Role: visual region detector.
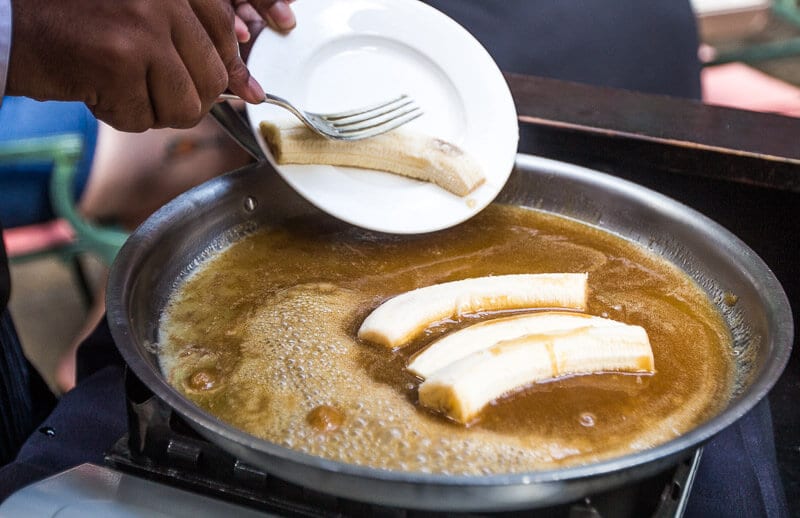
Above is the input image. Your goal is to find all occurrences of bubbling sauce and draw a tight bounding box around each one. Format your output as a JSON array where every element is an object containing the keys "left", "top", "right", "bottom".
[{"left": 158, "top": 205, "right": 734, "bottom": 474}]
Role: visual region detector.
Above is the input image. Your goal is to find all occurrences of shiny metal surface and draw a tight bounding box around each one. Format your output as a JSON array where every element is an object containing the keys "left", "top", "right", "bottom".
[
  {"left": 209, "top": 102, "right": 266, "bottom": 161},
  {"left": 106, "top": 154, "right": 793, "bottom": 511},
  {"left": 0, "top": 464, "right": 274, "bottom": 518}
]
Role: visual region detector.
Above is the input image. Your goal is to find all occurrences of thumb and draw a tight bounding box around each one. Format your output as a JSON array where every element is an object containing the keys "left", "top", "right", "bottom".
[{"left": 226, "top": 55, "right": 265, "bottom": 104}]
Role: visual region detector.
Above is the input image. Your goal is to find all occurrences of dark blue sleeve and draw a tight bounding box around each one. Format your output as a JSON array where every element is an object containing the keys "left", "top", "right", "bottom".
[
  {"left": 0, "top": 318, "right": 126, "bottom": 502},
  {"left": 687, "top": 399, "right": 789, "bottom": 518},
  {"left": 423, "top": 0, "right": 702, "bottom": 99}
]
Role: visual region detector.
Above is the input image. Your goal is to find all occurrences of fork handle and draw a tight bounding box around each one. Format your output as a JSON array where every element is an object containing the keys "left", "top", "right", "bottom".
[
  {"left": 216, "top": 92, "right": 289, "bottom": 106},
  {"left": 217, "top": 93, "right": 246, "bottom": 102},
  {"left": 215, "top": 92, "right": 329, "bottom": 140},
  {"left": 217, "top": 92, "right": 300, "bottom": 115}
]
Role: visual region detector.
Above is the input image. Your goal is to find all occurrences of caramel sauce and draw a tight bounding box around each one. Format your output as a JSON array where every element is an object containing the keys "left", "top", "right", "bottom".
[
  {"left": 307, "top": 405, "right": 346, "bottom": 433},
  {"left": 187, "top": 369, "right": 219, "bottom": 392},
  {"left": 158, "top": 205, "right": 734, "bottom": 474}
]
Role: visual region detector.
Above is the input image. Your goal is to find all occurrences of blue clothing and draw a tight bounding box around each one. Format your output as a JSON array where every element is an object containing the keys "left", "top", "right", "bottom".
[
  {"left": 423, "top": 0, "right": 702, "bottom": 98},
  {"left": 0, "top": 97, "right": 98, "bottom": 228},
  {"left": 0, "top": 310, "right": 55, "bottom": 466}
]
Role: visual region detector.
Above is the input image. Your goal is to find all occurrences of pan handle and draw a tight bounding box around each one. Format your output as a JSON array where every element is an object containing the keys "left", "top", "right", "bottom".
[{"left": 210, "top": 101, "right": 266, "bottom": 162}]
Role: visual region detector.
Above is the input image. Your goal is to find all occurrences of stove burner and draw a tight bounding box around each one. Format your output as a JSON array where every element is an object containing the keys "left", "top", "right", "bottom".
[{"left": 105, "top": 369, "right": 699, "bottom": 517}]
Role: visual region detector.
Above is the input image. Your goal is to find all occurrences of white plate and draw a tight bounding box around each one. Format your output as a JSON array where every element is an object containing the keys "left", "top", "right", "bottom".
[{"left": 246, "top": 0, "right": 518, "bottom": 234}]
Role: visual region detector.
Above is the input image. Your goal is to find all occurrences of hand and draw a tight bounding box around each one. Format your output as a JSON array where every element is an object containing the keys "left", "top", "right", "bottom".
[
  {"left": 6, "top": 0, "right": 295, "bottom": 131},
  {"left": 232, "top": 1, "right": 296, "bottom": 67},
  {"left": 234, "top": 0, "right": 296, "bottom": 43}
]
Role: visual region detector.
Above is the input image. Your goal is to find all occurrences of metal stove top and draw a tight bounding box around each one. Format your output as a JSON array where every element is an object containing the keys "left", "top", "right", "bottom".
[{"left": 42, "top": 370, "right": 698, "bottom": 518}]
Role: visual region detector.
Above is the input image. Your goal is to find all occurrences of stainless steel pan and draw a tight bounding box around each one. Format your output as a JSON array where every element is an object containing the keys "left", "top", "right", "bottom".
[{"left": 106, "top": 155, "right": 793, "bottom": 511}]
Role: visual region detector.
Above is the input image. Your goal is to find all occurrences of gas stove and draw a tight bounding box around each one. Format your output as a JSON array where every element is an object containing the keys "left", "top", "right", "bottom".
[
  {"left": 101, "top": 371, "right": 701, "bottom": 517},
  {"left": 0, "top": 368, "right": 701, "bottom": 517}
]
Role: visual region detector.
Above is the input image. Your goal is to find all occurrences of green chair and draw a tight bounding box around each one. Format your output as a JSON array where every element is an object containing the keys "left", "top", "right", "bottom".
[
  {"left": 0, "top": 134, "right": 128, "bottom": 302},
  {"left": 708, "top": 0, "right": 800, "bottom": 65}
]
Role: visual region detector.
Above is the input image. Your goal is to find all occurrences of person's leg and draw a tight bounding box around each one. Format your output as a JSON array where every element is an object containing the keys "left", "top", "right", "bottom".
[{"left": 52, "top": 270, "right": 107, "bottom": 392}]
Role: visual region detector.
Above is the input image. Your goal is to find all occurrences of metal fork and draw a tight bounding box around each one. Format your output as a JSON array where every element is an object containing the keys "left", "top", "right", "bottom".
[{"left": 217, "top": 92, "right": 423, "bottom": 141}]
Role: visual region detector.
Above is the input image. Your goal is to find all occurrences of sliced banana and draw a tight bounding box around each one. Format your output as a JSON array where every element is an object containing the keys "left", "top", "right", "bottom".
[
  {"left": 260, "top": 121, "right": 485, "bottom": 196},
  {"left": 358, "top": 273, "right": 589, "bottom": 349},
  {"left": 418, "top": 325, "right": 655, "bottom": 424},
  {"left": 408, "top": 311, "right": 626, "bottom": 378}
]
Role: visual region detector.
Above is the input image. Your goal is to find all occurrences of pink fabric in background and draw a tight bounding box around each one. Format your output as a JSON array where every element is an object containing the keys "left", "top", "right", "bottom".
[
  {"left": 2, "top": 220, "right": 75, "bottom": 258},
  {"left": 702, "top": 62, "right": 800, "bottom": 117}
]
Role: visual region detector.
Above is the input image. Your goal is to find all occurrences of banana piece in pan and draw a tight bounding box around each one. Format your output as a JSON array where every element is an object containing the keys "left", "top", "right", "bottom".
[
  {"left": 408, "top": 311, "right": 627, "bottom": 379},
  {"left": 418, "top": 324, "right": 655, "bottom": 424},
  {"left": 260, "top": 121, "right": 485, "bottom": 196},
  {"left": 358, "top": 273, "right": 589, "bottom": 349}
]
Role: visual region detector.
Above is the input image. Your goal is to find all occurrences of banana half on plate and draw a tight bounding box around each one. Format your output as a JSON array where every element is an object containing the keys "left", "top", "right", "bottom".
[{"left": 245, "top": 0, "right": 519, "bottom": 234}]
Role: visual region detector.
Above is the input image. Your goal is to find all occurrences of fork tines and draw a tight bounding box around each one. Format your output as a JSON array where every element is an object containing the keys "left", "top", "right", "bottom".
[{"left": 315, "top": 94, "right": 423, "bottom": 137}]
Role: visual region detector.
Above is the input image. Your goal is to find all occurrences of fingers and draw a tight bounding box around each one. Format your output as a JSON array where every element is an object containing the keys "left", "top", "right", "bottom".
[
  {"left": 42, "top": 0, "right": 294, "bottom": 130},
  {"left": 116, "top": 0, "right": 291, "bottom": 129},
  {"left": 235, "top": 15, "right": 251, "bottom": 42},
  {"left": 89, "top": 82, "right": 157, "bottom": 133},
  {"left": 246, "top": 0, "right": 296, "bottom": 32},
  {"left": 172, "top": 3, "right": 230, "bottom": 120},
  {"left": 227, "top": 59, "right": 267, "bottom": 105},
  {"left": 191, "top": 0, "right": 265, "bottom": 104},
  {"left": 265, "top": 0, "right": 297, "bottom": 32},
  {"left": 148, "top": 46, "right": 207, "bottom": 129},
  {"left": 233, "top": 0, "right": 298, "bottom": 84},
  {"left": 95, "top": 0, "right": 227, "bottom": 130},
  {"left": 234, "top": 2, "right": 267, "bottom": 60}
]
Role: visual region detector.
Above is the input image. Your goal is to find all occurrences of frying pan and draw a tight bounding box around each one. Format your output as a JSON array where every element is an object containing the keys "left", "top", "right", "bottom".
[{"left": 106, "top": 155, "right": 792, "bottom": 511}]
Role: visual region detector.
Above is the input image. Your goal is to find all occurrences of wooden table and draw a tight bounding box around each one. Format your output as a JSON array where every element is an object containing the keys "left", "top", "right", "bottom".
[{"left": 505, "top": 73, "right": 800, "bottom": 192}]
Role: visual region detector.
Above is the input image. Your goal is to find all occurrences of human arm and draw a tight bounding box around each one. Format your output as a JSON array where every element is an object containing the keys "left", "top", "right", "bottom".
[{"left": 5, "top": 0, "right": 294, "bottom": 132}]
